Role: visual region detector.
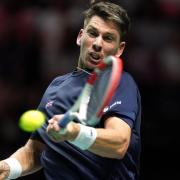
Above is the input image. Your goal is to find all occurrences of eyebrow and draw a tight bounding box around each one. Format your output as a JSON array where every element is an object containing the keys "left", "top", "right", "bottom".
[
  {"left": 87, "top": 25, "right": 117, "bottom": 37},
  {"left": 87, "top": 25, "right": 97, "bottom": 31}
]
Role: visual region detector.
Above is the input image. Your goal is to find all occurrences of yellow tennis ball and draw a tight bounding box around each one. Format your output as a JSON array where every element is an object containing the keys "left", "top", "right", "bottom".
[{"left": 19, "top": 110, "right": 46, "bottom": 132}]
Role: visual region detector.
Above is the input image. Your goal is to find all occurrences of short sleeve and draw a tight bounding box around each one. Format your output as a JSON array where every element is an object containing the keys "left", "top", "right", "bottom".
[{"left": 102, "top": 72, "right": 140, "bottom": 128}]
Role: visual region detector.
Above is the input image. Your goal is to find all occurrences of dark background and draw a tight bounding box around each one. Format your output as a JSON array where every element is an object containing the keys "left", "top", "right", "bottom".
[{"left": 0, "top": 0, "right": 180, "bottom": 179}]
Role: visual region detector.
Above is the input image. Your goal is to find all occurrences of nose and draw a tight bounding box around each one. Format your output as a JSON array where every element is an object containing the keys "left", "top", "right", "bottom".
[{"left": 92, "top": 36, "right": 102, "bottom": 52}]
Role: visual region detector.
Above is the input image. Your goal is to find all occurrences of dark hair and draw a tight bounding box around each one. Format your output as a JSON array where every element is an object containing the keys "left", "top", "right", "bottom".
[{"left": 83, "top": 1, "right": 131, "bottom": 40}]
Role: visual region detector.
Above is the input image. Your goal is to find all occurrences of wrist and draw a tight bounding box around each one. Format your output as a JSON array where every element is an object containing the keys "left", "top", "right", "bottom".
[
  {"left": 4, "top": 158, "right": 22, "bottom": 179},
  {"left": 68, "top": 124, "right": 97, "bottom": 150},
  {"left": 66, "top": 122, "right": 80, "bottom": 141}
]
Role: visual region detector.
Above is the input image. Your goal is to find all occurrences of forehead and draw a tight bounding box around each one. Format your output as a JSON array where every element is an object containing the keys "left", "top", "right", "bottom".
[{"left": 85, "top": 16, "right": 120, "bottom": 36}]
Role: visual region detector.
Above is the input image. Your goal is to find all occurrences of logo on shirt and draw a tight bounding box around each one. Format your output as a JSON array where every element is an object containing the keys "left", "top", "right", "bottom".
[
  {"left": 103, "top": 101, "right": 122, "bottom": 112},
  {"left": 45, "top": 100, "right": 54, "bottom": 108}
]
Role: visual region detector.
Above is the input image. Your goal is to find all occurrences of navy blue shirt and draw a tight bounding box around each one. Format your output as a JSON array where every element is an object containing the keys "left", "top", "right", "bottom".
[{"left": 31, "top": 69, "right": 141, "bottom": 180}]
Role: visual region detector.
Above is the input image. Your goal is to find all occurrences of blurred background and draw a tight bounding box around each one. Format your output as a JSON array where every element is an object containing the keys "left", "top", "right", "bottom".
[{"left": 0, "top": 0, "right": 179, "bottom": 179}]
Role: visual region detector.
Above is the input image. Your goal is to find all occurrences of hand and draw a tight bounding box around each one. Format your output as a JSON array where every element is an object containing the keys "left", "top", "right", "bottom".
[
  {"left": 0, "top": 161, "right": 10, "bottom": 180},
  {"left": 46, "top": 115, "right": 80, "bottom": 142}
]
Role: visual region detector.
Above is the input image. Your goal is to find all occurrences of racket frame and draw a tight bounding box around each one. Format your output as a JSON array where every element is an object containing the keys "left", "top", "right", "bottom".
[{"left": 59, "top": 55, "right": 123, "bottom": 128}]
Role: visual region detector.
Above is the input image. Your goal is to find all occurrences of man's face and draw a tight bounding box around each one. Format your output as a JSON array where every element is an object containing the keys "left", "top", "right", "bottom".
[{"left": 77, "top": 15, "right": 125, "bottom": 70}]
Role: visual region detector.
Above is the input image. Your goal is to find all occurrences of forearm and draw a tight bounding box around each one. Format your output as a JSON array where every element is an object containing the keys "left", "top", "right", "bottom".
[
  {"left": 47, "top": 121, "right": 124, "bottom": 158},
  {"left": 4, "top": 139, "right": 44, "bottom": 177},
  {"left": 47, "top": 115, "right": 131, "bottom": 159},
  {"left": 70, "top": 120, "right": 131, "bottom": 159},
  {"left": 10, "top": 144, "right": 42, "bottom": 176},
  {"left": 89, "top": 128, "right": 129, "bottom": 159}
]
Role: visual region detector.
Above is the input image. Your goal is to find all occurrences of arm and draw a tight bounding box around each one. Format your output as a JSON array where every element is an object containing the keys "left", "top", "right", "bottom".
[
  {"left": 47, "top": 115, "right": 131, "bottom": 159},
  {"left": 89, "top": 116, "right": 131, "bottom": 159},
  {"left": 0, "top": 139, "right": 45, "bottom": 179}
]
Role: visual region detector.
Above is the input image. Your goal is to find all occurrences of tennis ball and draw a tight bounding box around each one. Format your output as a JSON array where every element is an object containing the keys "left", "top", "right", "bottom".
[{"left": 19, "top": 110, "right": 46, "bottom": 132}]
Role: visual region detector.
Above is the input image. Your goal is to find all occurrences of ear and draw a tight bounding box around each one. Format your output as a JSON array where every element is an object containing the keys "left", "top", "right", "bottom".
[
  {"left": 115, "top": 42, "right": 126, "bottom": 58},
  {"left": 76, "top": 29, "right": 84, "bottom": 46}
]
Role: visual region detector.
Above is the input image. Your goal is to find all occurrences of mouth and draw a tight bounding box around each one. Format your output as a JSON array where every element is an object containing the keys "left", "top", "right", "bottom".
[{"left": 89, "top": 52, "right": 102, "bottom": 65}]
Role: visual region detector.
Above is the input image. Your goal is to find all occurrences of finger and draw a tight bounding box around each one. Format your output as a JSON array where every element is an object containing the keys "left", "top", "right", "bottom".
[
  {"left": 53, "top": 121, "right": 60, "bottom": 131},
  {"left": 52, "top": 115, "right": 64, "bottom": 122},
  {"left": 0, "top": 171, "right": 9, "bottom": 180},
  {"left": 0, "top": 174, "right": 6, "bottom": 180},
  {"left": 47, "top": 121, "right": 60, "bottom": 132},
  {"left": 46, "top": 124, "right": 54, "bottom": 133},
  {"left": 48, "top": 119, "right": 55, "bottom": 124}
]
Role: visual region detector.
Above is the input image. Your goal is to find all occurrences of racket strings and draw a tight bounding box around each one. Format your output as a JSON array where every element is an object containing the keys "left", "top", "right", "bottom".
[{"left": 86, "top": 68, "right": 112, "bottom": 123}]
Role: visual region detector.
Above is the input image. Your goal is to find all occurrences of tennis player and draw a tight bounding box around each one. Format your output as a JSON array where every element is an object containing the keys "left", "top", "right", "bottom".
[{"left": 0, "top": 1, "right": 141, "bottom": 180}]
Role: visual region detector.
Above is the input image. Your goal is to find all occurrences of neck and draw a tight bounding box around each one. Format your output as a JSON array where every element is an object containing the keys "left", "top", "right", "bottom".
[
  {"left": 76, "top": 67, "right": 92, "bottom": 75},
  {"left": 78, "top": 58, "right": 93, "bottom": 74}
]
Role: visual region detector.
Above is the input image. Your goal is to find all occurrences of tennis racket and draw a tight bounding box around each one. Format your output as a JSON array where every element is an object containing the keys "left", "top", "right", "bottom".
[{"left": 58, "top": 55, "right": 123, "bottom": 129}]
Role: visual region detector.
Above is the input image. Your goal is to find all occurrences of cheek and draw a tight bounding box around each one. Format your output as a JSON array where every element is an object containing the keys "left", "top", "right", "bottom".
[
  {"left": 103, "top": 44, "right": 118, "bottom": 55},
  {"left": 82, "top": 35, "right": 94, "bottom": 48},
  {"left": 80, "top": 37, "right": 91, "bottom": 58},
  {"left": 80, "top": 39, "right": 92, "bottom": 59},
  {"left": 86, "top": 41, "right": 92, "bottom": 48}
]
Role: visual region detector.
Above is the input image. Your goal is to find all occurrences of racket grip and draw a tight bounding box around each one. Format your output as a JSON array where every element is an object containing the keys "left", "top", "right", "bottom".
[{"left": 58, "top": 112, "right": 71, "bottom": 128}]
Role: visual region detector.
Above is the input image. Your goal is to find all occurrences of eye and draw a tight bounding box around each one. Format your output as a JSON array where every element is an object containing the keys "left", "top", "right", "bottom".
[
  {"left": 87, "top": 29, "right": 98, "bottom": 37},
  {"left": 104, "top": 35, "right": 114, "bottom": 42}
]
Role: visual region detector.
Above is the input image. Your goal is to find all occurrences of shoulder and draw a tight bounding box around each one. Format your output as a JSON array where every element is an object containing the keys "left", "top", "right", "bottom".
[
  {"left": 122, "top": 71, "right": 138, "bottom": 87},
  {"left": 119, "top": 71, "right": 139, "bottom": 94},
  {"left": 49, "top": 72, "right": 72, "bottom": 87}
]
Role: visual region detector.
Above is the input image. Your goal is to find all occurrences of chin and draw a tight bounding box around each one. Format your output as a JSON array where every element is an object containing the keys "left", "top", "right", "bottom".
[{"left": 86, "top": 63, "right": 97, "bottom": 70}]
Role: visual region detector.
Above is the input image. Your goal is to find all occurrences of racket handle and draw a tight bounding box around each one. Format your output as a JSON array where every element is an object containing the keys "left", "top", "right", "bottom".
[{"left": 58, "top": 112, "right": 71, "bottom": 128}]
